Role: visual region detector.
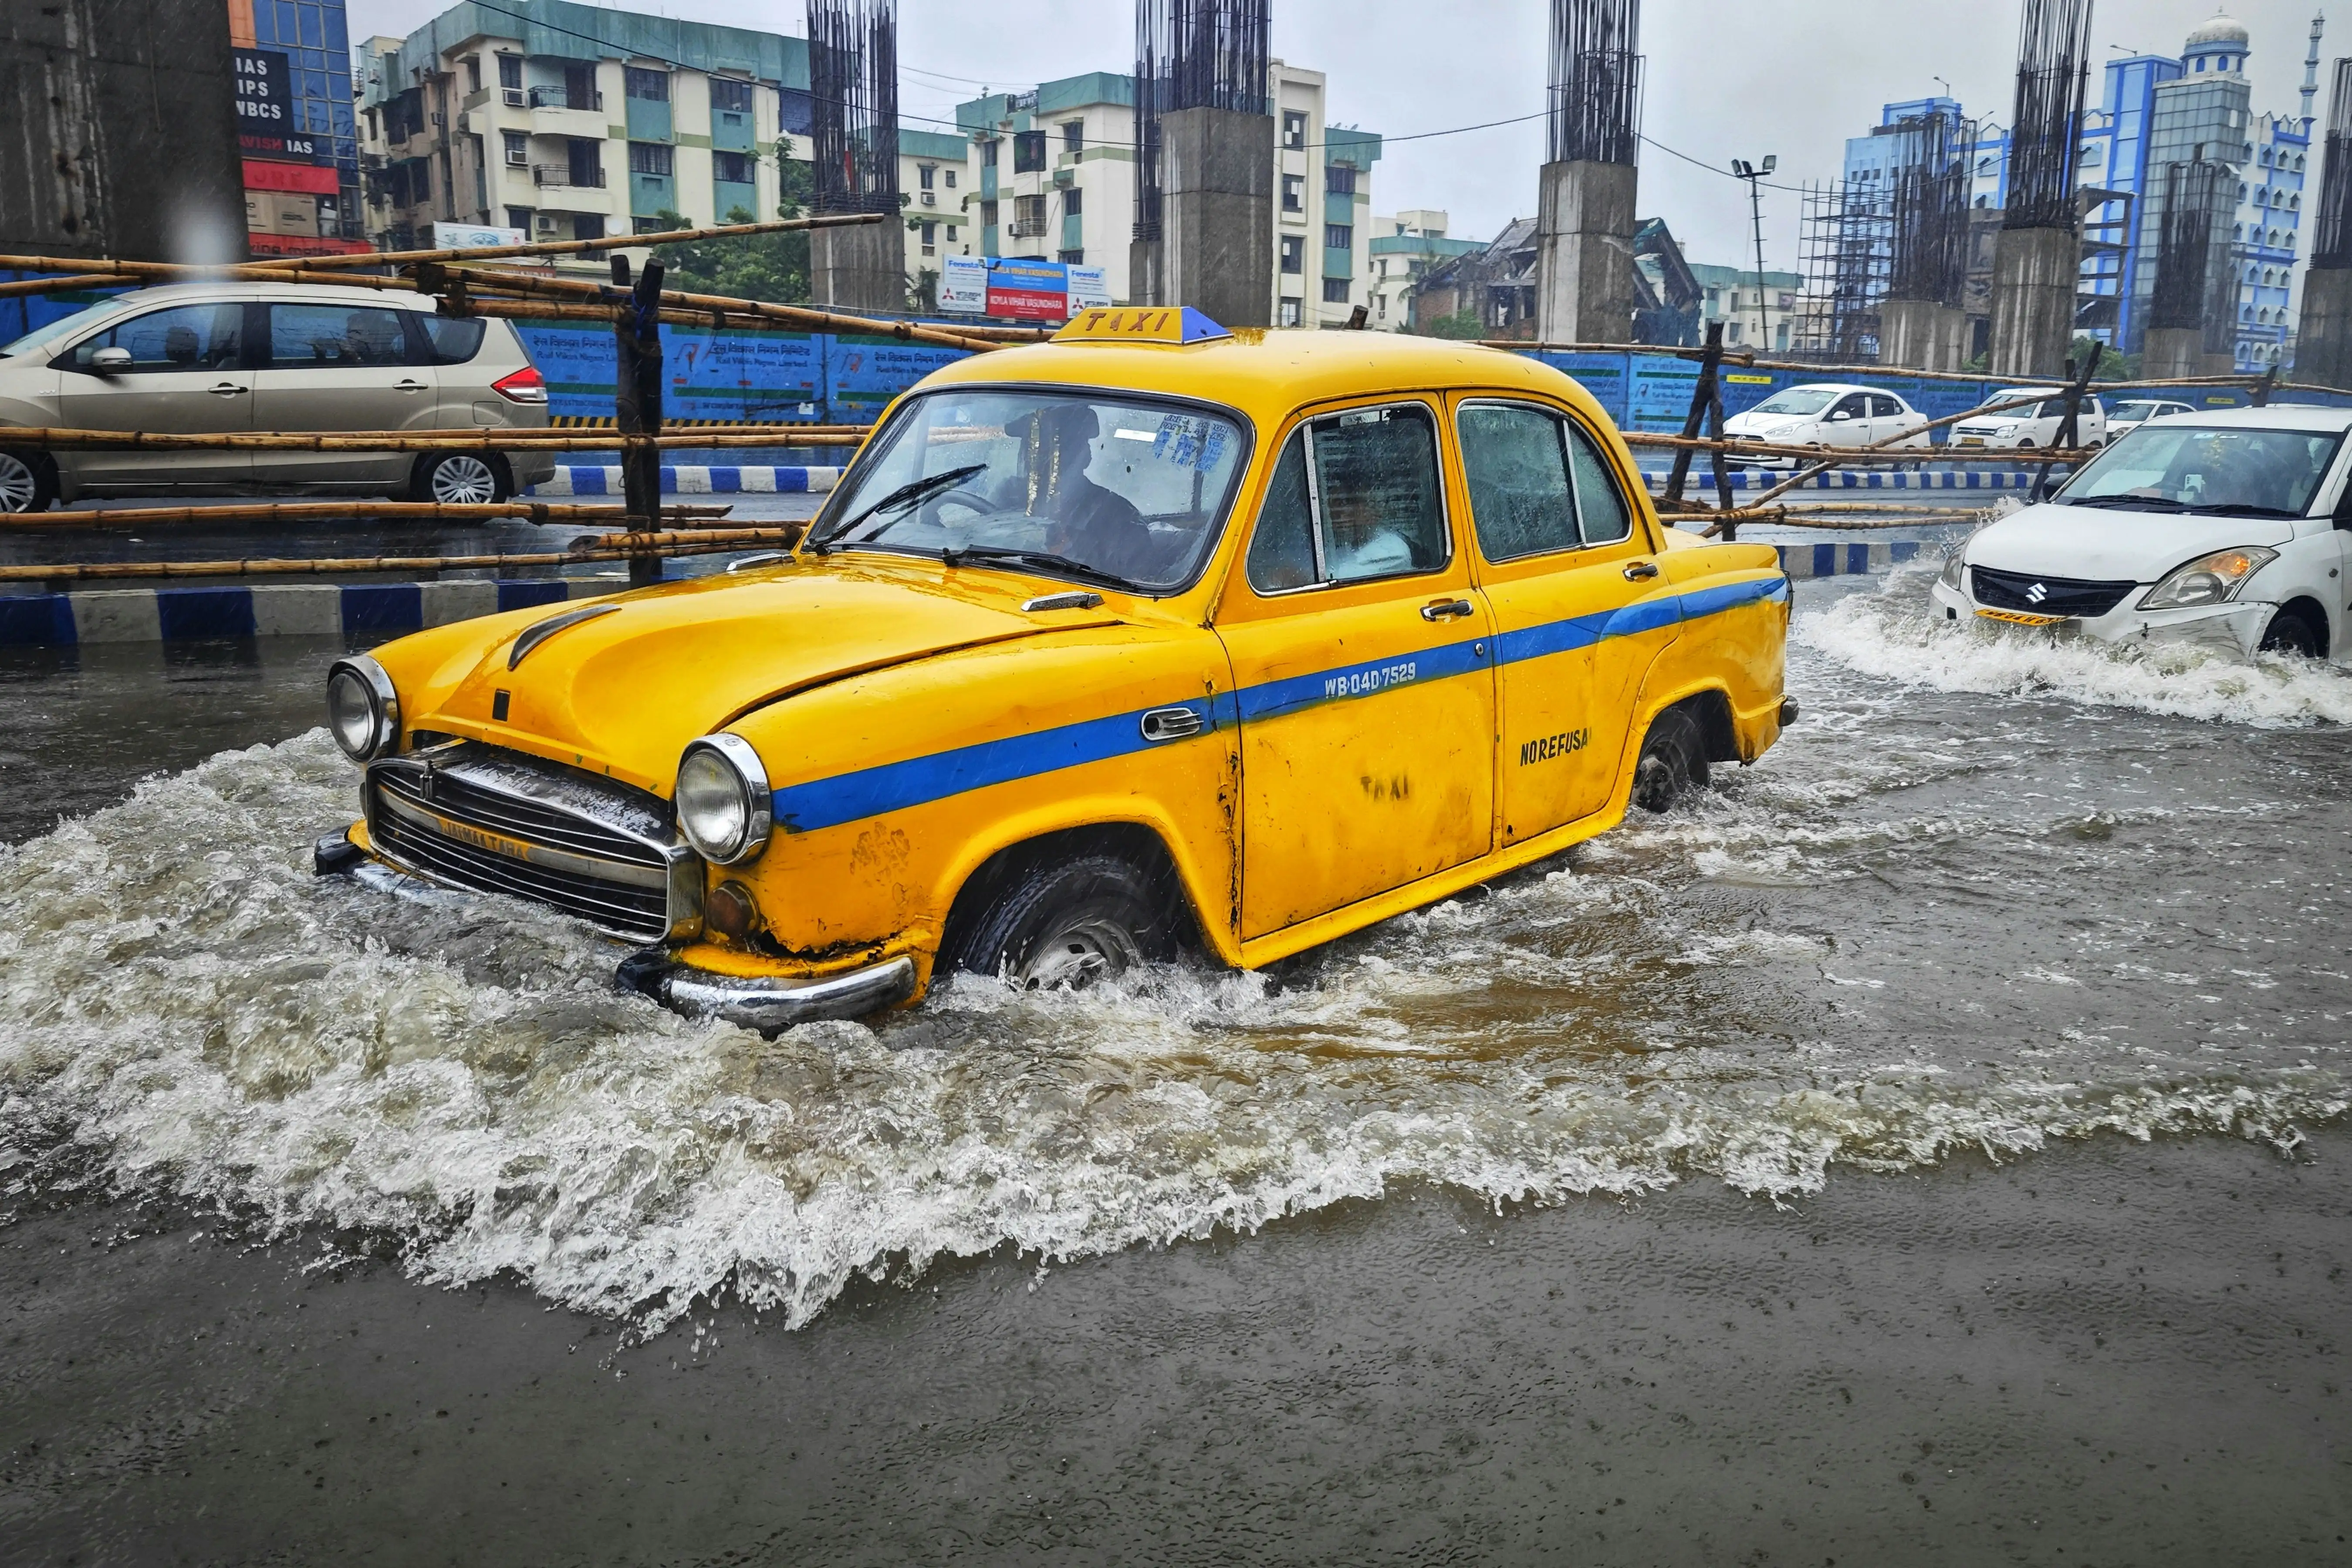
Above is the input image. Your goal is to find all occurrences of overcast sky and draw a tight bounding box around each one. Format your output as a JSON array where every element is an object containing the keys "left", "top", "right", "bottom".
[{"left": 348, "top": 0, "right": 2337, "bottom": 270}]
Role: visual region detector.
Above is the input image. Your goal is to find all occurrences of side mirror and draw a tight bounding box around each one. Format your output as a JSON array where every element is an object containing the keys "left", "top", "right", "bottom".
[
  {"left": 89, "top": 346, "right": 132, "bottom": 375},
  {"left": 1828, "top": 410, "right": 1852, "bottom": 422}
]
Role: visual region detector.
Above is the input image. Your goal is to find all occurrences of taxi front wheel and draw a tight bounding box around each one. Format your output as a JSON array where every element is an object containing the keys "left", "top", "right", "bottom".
[
  {"left": 1632, "top": 708, "right": 1711, "bottom": 813},
  {"left": 948, "top": 853, "right": 1177, "bottom": 991}
]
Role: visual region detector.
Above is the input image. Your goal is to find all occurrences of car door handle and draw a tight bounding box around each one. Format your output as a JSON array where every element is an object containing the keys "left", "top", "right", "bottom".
[
  {"left": 1420, "top": 598, "right": 1475, "bottom": 621},
  {"left": 395, "top": 379, "right": 429, "bottom": 392},
  {"left": 206, "top": 382, "right": 248, "bottom": 396},
  {"left": 1622, "top": 561, "right": 1659, "bottom": 582}
]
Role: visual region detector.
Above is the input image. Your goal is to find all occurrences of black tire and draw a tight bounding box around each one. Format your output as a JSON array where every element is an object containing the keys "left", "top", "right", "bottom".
[
  {"left": 946, "top": 853, "right": 1176, "bottom": 990},
  {"left": 1631, "top": 707, "right": 1711, "bottom": 814},
  {"left": 410, "top": 451, "right": 512, "bottom": 505},
  {"left": 2260, "top": 605, "right": 2326, "bottom": 658},
  {"left": 0, "top": 448, "right": 56, "bottom": 514}
]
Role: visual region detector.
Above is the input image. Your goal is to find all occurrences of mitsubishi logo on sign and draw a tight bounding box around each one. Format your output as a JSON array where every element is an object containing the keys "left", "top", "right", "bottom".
[{"left": 2026, "top": 582, "right": 2048, "bottom": 604}]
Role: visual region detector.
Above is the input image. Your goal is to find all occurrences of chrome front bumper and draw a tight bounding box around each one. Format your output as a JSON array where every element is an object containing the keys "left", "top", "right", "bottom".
[{"left": 615, "top": 950, "right": 919, "bottom": 1033}]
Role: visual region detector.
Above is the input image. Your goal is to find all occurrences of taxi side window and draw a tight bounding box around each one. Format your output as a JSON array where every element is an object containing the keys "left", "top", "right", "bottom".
[
  {"left": 1564, "top": 420, "right": 1632, "bottom": 544},
  {"left": 1245, "top": 403, "right": 1449, "bottom": 592},
  {"left": 1458, "top": 402, "right": 1577, "bottom": 562}
]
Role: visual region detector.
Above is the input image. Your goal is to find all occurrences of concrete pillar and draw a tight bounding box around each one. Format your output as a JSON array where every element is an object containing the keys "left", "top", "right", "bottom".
[
  {"left": 2141, "top": 326, "right": 2205, "bottom": 382},
  {"left": 1131, "top": 106, "right": 1274, "bottom": 327},
  {"left": 1989, "top": 225, "right": 2079, "bottom": 380},
  {"left": 1879, "top": 298, "right": 1973, "bottom": 372},
  {"left": 811, "top": 218, "right": 907, "bottom": 315},
  {"left": 1536, "top": 159, "right": 1637, "bottom": 345},
  {"left": 2297, "top": 265, "right": 2352, "bottom": 389}
]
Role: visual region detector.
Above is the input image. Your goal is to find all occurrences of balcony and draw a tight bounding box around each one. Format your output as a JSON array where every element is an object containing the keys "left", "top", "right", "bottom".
[
  {"left": 534, "top": 165, "right": 606, "bottom": 189},
  {"left": 528, "top": 84, "right": 602, "bottom": 112}
]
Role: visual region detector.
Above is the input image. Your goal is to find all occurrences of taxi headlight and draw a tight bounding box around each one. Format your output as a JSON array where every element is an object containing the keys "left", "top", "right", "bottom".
[
  {"left": 2139, "top": 546, "right": 2278, "bottom": 611},
  {"left": 676, "top": 735, "right": 772, "bottom": 865},
  {"left": 325, "top": 656, "right": 399, "bottom": 762}
]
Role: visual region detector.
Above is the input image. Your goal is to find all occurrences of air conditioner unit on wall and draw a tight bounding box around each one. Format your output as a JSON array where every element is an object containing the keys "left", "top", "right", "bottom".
[
  {"left": 506, "top": 148, "right": 527, "bottom": 166},
  {"left": 455, "top": 112, "right": 470, "bottom": 133},
  {"left": 503, "top": 88, "right": 526, "bottom": 107}
]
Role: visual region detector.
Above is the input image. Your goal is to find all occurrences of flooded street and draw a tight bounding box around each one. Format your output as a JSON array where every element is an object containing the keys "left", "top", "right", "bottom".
[{"left": 3, "top": 564, "right": 2350, "bottom": 1562}]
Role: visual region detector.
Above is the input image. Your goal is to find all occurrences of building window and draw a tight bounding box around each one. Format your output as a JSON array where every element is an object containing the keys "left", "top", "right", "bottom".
[
  {"left": 980, "top": 199, "right": 998, "bottom": 227},
  {"left": 629, "top": 142, "right": 673, "bottom": 176},
  {"left": 1325, "top": 223, "right": 1352, "bottom": 250},
  {"left": 1058, "top": 247, "right": 1084, "bottom": 264},
  {"left": 1326, "top": 164, "right": 1355, "bottom": 196},
  {"left": 464, "top": 56, "right": 481, "bottom": 92},
  {"left": 505, "top": 205, "right": 532, "bottom": 230},
  {"left": 944, "top": 169, "right": 957, "bottom": 188},
  {"left": 1282, "top": 174, "right": 1304, "bottom": 212},
  {"left": 1282, "top": 110, "right": 1306, "bottom": 150},
  {"left": 714, "top": 150, "right": 753, "bottom": 183},
  {"left": 946, "top": 224, "right": 957, "bottom": 240},
  {"left": 497, "top": 54, "right": 522, "bottom": 90},
  {"left": 711, "top": 78, "right": 752, "bottom": 114},
  {"left": 501, "top": 130, "right": 528, "bottom": 166},
  {"left": 981, "top": 139, "right": 998, "bottom": 168},
  {"left": 1011, "top": 192, "right": 1048, "bottom": 236},
  {"left": 1280, "top": 235, "right": 1304, "bottom": 273},
  {"left": 632, "top": 215, "right": 669, "bottom": 234},
  {"left": 1278, "top": 297, "right": 1302, "bottom": 327},
  {"left": 1062, "top": 185, "right": 1081, "bottom": 216},
  {"left": 567, "top": 138, "right": 602, "bottom": 187},
  {"left": 920, "top": 220, "right": 936, "bottom": 253},
  {"left": 625, "top": 67, "right": 669, "bottom": 101},
  {"left": 1321, "top": 277, "right": 1350, "bottom": 303},
  {"left": 919, "top": 164, "right": 935, "bottom": 190},
  {"left": 573, "top": 213, "right": 605, "bottom": 241},
  {"left": 1062, "top": 119, "right": 1084, "bottom": 153},
  {"left": 1013, "top": 130, "right": 1047, "bottom": 172}
]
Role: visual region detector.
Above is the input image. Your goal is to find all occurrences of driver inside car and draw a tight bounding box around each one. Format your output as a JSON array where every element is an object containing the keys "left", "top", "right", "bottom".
[{"left": 1004, "top": 403, "right": 1156, "bottom": 579}]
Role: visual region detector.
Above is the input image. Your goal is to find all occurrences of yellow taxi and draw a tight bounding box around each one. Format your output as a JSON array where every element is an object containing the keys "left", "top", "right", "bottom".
[{"left": 314, "top": 308, "right": 1795, "bottom": 1030}]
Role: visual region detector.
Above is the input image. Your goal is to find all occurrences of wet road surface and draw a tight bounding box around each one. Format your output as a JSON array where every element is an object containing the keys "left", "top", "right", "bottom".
[{"left": 2, "top": 566, "right": 2349, "bottom": 1563}]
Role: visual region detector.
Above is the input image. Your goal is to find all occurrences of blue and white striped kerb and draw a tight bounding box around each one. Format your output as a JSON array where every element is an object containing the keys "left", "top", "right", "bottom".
[
  {"left": 530, "top": 466, "right": 843, "bottom": 497},
  {"left": 1640, "top": 469, "right": 2035, "bottom": 493},
  {"left": 0, "top": 578, "right": 616, "bottom": 648}
]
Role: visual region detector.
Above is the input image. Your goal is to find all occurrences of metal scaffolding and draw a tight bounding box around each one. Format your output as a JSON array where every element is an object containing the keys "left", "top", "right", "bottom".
[
  {"left": 1794, "top": 180, "right": 1889, "bottom": 362},
  {"left": 808, "top": 0, "right": 900, "bottom": 215},
  {"left": 1132, "top": 0, "right": 1271, "bottom": 241},
  {"left": 2004, "top": 0, "right": 2095, "bottom": 232},
  {"left": 1546, "top": 0, "right": 1642, "bottom": 166},
  {"left": 1886, "top": 111, "right": 1975, "bottom": 310}
]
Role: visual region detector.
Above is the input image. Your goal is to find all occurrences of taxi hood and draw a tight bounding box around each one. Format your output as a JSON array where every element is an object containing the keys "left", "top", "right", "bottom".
[
  {"left": 1964, "top": 501, "right": 2302, "bottom": 583},
  {"left": 416, "top": 560, "right": 1121, "bottom": 791}
]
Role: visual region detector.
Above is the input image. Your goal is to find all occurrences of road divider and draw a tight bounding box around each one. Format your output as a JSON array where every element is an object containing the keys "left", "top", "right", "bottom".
[{"left": 530, "top": 466, "right": 844, "bottom": 497}]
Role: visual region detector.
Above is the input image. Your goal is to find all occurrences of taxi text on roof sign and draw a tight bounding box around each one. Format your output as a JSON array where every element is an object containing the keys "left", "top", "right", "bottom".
[{"left": 1053, "top": 306, "right": 1232, "bottom": 345}]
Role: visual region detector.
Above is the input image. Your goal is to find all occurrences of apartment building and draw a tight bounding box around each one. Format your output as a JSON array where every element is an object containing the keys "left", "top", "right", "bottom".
[
  {"left": 1689, "top": 263, "right": 1801, "bottom": 351},
  {"left": 357, "top": 0, "right": 804, "bottom": 267},
  {"left": 951, "top": 59, "right": 1381, "bottom": 322},
  {"left": 1366, "top": 210, "right": 1480, "bottom": 331}
]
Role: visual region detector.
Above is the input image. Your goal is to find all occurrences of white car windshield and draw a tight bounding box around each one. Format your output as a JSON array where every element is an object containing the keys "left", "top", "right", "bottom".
[
  {"left": 1, "top": 293, "right": 139, "bottom": 356},
  {"left": 2111, "top": 400, "right": 2167, "bottom": 422},
  {"left": 808, "top": 389, "right": 1249, "bottom": 593},
  {"left": 1749, "top": 389, "right": 1839, "bottom": 416},
  {"left": 2058, "top": 425, "right": 2343, "bottom": 517}
]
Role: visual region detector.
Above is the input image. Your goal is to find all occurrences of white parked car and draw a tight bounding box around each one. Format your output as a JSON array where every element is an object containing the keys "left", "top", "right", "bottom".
[
  {"left": 1930, "top": 407, "right": 2351, "bottom": 659},
  {"left": 1722, "top": 383, "right": 1932, "bottom": 466},
  {"left": 1949, "top": 388, "right": 2108, "bottom": 450},
  {"left": 2105, "top": 397, "right": 2199, "bottom": 439}
]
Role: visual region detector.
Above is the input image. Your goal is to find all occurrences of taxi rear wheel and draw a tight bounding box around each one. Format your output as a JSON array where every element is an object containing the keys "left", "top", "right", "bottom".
[
  {"left": 1632, "top": 708, "right": 1710, "bottom": 813},
  {"left": 947, "top": 853, "right": 1176, "bottom": 990}
]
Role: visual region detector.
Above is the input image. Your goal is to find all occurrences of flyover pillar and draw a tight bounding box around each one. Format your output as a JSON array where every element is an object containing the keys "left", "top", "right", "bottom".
[{"left": 1536, "top": 159, "right": 1637, "bottom": 345}]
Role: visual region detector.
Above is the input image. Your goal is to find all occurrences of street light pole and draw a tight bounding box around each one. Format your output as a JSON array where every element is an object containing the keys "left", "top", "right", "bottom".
[{"left": 1732, "top": 155, "right": 1777, "bottom": 353}]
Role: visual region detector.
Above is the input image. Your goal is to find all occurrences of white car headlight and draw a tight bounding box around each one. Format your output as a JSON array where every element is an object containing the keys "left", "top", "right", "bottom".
[
  {"left": 2138, "top": 547, "right": 2278, "bottom": 611},
  {"left": 325, "top": 656, "right": 400, "bottom": 762},
  {"left": 676, "top": 734, "right": 772, "bottom": 865},
  {"left": 1938, "top": 551, "right": 1966, "bottom": 591}
]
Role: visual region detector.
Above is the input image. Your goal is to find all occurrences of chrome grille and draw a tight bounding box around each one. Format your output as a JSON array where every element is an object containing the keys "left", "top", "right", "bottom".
[{"left": 365, "top": 743, "right": 698, "bottom": 943}]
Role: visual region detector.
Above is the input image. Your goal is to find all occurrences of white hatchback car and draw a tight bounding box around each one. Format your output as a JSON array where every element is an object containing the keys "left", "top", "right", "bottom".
[
  {"left": 0, "top": 281, "right": 557, "bottom": 511},
  {"left": 1949, "top": 388, "right": 2109, "bottom": 450},
  {"left": 1930, "top": 407, "right": 2352, "bottom": 659},
  {"left": 1721, "top": 382, "right": 1932, "bottom": 466}
]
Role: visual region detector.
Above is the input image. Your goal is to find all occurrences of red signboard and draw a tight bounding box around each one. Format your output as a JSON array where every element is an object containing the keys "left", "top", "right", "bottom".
[
  {"left": 246, "top": 232, "right": 374, "bottom": 257},
  {"left": 242, "top": 159, "right": 340, "bottom": 195}
]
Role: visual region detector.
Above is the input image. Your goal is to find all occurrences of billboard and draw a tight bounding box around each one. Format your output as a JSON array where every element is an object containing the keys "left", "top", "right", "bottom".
[
  {"left": 231, "top": 47, "right": 322, "bottom": 162},
  {"left": 432, "top": 223, "right": 527, "bottom": 252},
  {"left": 938, "top": 256, "right": 1114, "bottom": 321}
]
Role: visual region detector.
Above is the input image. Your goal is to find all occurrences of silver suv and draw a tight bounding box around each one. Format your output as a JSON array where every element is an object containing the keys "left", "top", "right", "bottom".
[{"left": 0, "top": 281, "right": 558, "bottom": 511}]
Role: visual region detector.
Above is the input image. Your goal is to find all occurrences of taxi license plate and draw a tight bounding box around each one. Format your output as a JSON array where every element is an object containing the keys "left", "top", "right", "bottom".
[{"left": 1975, "top": 607, "right": 2067, "bottom": 628}]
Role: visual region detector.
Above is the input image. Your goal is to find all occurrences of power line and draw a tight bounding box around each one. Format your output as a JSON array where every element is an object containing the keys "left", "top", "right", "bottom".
[{"left": 1640, "top": 132, "right": 1805, "bottom": 192}]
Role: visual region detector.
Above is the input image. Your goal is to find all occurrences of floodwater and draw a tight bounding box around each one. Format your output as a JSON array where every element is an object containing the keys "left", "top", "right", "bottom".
[{"left": 3, "top": 565, "right": 2350, "bottom": 1562}]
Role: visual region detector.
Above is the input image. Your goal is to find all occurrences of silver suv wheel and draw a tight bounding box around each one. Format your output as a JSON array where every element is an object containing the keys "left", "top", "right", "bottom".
[
  {"left": 427, "top": 454, "right": 501, "bottom": 505},
  {"left": 0, "top": 451, "right": 41, "bottom": 513}
]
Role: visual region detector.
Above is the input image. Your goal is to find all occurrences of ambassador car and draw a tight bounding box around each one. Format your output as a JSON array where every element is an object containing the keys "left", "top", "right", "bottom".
[
  {"left": 314, "top": 310, "right": 1795, "bottom": 1031},
  {"left": 1931, "top": 405, "right": 2351, "bottom": 659}
]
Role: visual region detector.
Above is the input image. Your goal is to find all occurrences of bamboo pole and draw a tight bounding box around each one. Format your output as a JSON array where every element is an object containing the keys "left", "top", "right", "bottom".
[
  {"left": 442, "top": 267, "right": 1017, "bottom": 352},
  {"left": 1622, "top": 430, "right": 2092, "bottom": 464},
  {"left": 1473, "top": 340, "right": 2333, "bottom": 396},
  {"left": 0, "top": 500, "right": 733, "bottom": 530},
  {"left": 244, "top": 213, "right": 886, "bottom": 272},
  {"left": 0, "top": 273, "right": 121, "bottom": 299},
  {"left": 0, "top": 426, "right": 864, "bottom": 453},
  {"left": 0, "top": 526, "right": 804, "bottom": 583}
]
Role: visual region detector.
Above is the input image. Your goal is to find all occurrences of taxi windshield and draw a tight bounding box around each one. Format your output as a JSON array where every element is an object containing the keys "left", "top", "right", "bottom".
[
  {"left": 2057, "top": 425, "right": 2344, "bottom": 516},
  {"left": 809, "top": 389, "right": 1248, "bottom": 593}
]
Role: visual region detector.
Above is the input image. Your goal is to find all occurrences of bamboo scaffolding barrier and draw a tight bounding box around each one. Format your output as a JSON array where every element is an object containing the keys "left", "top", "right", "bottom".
[
  {"left": 1621, "top": 430, "right": 2092, "bottom": 464},
  {"left": 245, "top": 214, "right": 885, "bottom": 272},
  {"left": 439, "top": 269, "right": 1019, "bottom": 352},
  {"left": 0, "top": 426, "right": 864, "bottom": 453},
  {"left": 0, "top": 500, "right": 733, "bottom": 530},
  {"left": 0, "top": 525, "right": 805, "bottom": 584},
  {"left": 1473, "top": 339, "right": 2332, "bottom": 397}
]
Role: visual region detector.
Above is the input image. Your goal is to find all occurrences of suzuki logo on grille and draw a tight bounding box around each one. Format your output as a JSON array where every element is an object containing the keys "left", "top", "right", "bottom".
[{"left": 2025, "top": 581, "right": 2048, "bottom": 604}]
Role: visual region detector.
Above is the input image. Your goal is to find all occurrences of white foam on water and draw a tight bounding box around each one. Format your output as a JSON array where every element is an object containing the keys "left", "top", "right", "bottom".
[
  {"left": 1798, "top": 570, "right": 2352, "bottom": 727},
  {"left": 1, "top": 729, "right": 2345, "bottom": 1334}
]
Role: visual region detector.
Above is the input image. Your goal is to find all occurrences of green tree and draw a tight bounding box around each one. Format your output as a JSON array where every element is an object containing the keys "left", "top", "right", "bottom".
[
  {"left": 1416, "top": 308, "right": 1486, "bottom": 341},
  {"left": 647, "top": 135, "right": 815, "bottom": 303}
]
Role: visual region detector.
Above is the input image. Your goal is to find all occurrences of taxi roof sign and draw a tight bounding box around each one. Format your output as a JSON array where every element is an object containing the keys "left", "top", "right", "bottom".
[{"left": 1053, "top": 306, "right": 1231, "bottom": 345}]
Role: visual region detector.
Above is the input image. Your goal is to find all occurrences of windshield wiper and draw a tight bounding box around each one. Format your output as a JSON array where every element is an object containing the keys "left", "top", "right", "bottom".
[
  {"left": 935, "top": 544, "right": 1141, "bottom": 591},
  {"left": 808, "top": 464, "right": 988, "bottom": 551},
  {"left": 2183, "top": 501, "right": 2301, "bottom": 518},
  {"left": 2061, "top": 494, "right": 2191, "bottom": 510}
]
